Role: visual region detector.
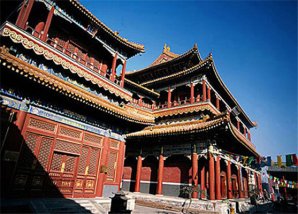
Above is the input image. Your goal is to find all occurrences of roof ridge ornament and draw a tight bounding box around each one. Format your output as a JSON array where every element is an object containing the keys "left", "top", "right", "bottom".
[
  {"left": 193, "top": 43, "right": 198, "bottom": 51},
  {"left": 163, "top": 43, "right": 171, "bottom": 53}
]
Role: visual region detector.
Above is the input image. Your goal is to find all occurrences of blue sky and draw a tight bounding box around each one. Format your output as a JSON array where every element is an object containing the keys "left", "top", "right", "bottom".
[{"left": 81, "top": 0, "right": 297, "bottom": 160}]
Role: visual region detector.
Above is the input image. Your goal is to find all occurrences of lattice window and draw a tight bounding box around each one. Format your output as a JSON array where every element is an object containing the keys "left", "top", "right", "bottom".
[
  {"left": 51, "top": 153, "right": 63, "bottom": 171},
  {"left": 55, "top": 140, "right": 81, "bottom": 154},
  {"left": 59, "top": 126, "right": 82, "bottom": 139},
  {"left": 110, "top": 140, "right": 119, "bottom": 149},
  {"left": 89, "top": 148, "right": 100, "bottom": 175},
  {"left": 84, "top": 133, "right": 102, "bottom": 145},
  {"left": 78, "top": 147, "right": 88, "bottom": 174},
  {"left": 19, "top": 132, "right": 39, "bottom": 168},
  {"left": 29, "top": 118, "right": 56, "bottom": 132},
  {"left": 65, "top": 156, "right": 76, "bottom": 172},
  {"left": 106, "top": 151, "right": 118, "bottom": 181},
  {"left": 37, "top": 137, "right": 53, "bottom": 171}
]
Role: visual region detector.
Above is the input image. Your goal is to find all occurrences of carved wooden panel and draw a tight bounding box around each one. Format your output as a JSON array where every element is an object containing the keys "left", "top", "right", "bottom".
[
  {"left": 106, "top": 151, "right": 118, "bottom": 181},
  {"left": 37, "top": 137, "right": 53, "bottom": 171},
  {"left": 89, "top": 148, "right": 100, "bottom": 175},
  {"left": 84, "top": 133, "right": 102, "bottom": 146},
  {"left": 59, "top": 126, "right": 82, "bottom": 139},
  {"left": 51, "top": 153, "right": 63, "bottom": 171},
  {"left": 28, "top": 118, "right": 56, "bottom": 132},
  {"left": 19, "top": 132, "right": 39, "bottom": 169},
  {"left": 110, "top": 140, "right": 119, "bottom": 149},
  {"left": 55, "top": 139, "right": 81, "bottom": 155},
  {"left": 78, "top": 147, "right": 88, "bottom": 174}
]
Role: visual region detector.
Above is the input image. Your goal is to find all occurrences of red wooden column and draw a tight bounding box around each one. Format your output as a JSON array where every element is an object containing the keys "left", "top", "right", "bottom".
[
  {"left": 191, "top": 148, "right": 198, "bottom": 199},
  {"left": 200, "top": 163, "right": 206, "bottom": 199},
  {"left": 216, "top": 96, "right": 220, "bottom": 110},
  {"left": 215, "top": 156, "right": 221, "bottom": 200},
  {"left": 134, "top": 155, "right": 143, "bottom": 192},
  {"left": 227, "top": 160, "right": 233, "bottom": 199},
  {"left": 202, "top": 79, "right": 207, "bottom": 102},
  {"left": 190, "top": 83, "right": 195, "bottom": 104},
  {"left": 237, "top": 120, "right": 240, "bottom": 131},
  {"left": 244, "top": 128, "right": 247, "bottom": 138},
  {"left": 15, "top": 110, "right": 28, "bottom": 131},
  {"left": 120, "top": 60, "right": 126, "bottom": 87},
  {"left": 156, "top": 153, "right": 164, "bottom": 195},
  {"left": 258, "top": 173, "right": 263, "bottom": 194},
  {"left": 237, "top": 166, "right": 244, "bottom": 198},
  {"left": 254, "top": 171, "right": 258, "bottom": 192},
  {"left": 116, "top": 142, "right": 126, "bottom": 190},
  {"left": 207, "top": 87, "right": 211, "bottom": 101},
  {"left": 110, "top": 53, "right": 118, "bottom": 82},
  {"left": 16, "top": 0, "right": 34, "bottom": 29},
  {"left": 248, "top": 131, "right": 251, "bottom": 141},
  {"left": 41, "top": 6, "right": 55, "bottom": 41},
  {"left": 96, "top": 137, "right": 109, "bottom": 197},
  {"left": 246, "top": 169, "right": 250, "bottom": 198},
  {"left": 209, "top": 153, "right": 215, "bottom": 200},
  {"left": 167, "top": 87, "right": 172, "bottom": 108}
]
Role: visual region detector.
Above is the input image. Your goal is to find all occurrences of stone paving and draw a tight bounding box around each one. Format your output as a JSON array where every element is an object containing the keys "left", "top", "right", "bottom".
[{"left": 1, "top": 194, "right": 279, "bottom": 214}]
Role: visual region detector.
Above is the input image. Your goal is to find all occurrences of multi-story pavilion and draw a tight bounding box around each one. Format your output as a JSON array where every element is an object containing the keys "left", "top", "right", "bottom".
[
  {"left": 123, "top": 45, "right": 262, "bottom": 200},
  {"left": 0, "top": 0, "right": 262, "bottom": 201}
]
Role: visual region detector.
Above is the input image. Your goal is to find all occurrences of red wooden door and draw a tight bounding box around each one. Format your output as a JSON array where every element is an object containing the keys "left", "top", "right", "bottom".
[
  {"left": 74, "top": 146, "right": 101, "bottom": 198},
  {"left": 232, "top": 176, "right": 238, "bottom": 198},
  {"left": 220, "top": 174, "right": 227, "bottom": 199},
  {"left": 49, "top": 151, "right": 78, "bottom": 197},
  {"left": 243, "top": 177, "right": 248, "bottom": 197},
  {"left": 14, "top": 132, "right": 54, "bottom": 196}
]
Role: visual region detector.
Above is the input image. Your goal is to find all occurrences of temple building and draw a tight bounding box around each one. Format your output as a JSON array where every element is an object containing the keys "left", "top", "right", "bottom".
[{"left": 1, "top": 0, "right": 262, "bottom": 201}]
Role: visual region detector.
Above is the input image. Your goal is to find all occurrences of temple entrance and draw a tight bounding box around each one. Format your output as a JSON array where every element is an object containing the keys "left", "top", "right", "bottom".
[
  {"left": 49, "top": 151, "right": 78, "bottom": 197},
  {"left": 73, "top": 146, "right": 101, "bottom": 198}
]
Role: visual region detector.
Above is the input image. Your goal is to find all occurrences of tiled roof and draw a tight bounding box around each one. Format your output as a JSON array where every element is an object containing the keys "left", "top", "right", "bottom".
[
  {"left": 69, "top": 0, "right": 144, "bottom": 52},
  {"left": 126, "top": 114, "right": 228, "bottom": 138}
]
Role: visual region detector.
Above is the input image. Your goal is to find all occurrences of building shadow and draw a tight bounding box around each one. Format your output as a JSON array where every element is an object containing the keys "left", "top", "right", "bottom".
[{"left": 0, "top": 105, "right": 93, "bottom": 213}]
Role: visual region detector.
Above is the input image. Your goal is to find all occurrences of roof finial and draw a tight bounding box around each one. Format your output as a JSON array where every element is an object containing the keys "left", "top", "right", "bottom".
[
  {"left": 163, "top": 43, "right": 170, "bottom": 53},
  {"left": 193, "top": 43, "right": 198, "bottom": 51}
]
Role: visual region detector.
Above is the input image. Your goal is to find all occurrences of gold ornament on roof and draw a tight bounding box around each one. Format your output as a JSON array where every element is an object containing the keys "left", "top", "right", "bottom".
[{"left": 163, "top": 43, "right": 170, "bottom": 53}]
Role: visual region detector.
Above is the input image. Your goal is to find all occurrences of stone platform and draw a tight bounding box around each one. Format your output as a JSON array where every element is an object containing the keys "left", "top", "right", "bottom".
[{"left": 126, "top": 192, "right": 273, "bottom": 214}]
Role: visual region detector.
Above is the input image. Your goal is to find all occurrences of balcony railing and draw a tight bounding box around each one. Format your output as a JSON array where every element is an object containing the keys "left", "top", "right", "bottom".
[{"left": 25, "top": 26, "right": 121, "bottom": 86}]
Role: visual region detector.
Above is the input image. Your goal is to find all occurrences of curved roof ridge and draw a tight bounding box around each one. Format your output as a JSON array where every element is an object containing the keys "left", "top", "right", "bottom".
[
  {"left": 126, "top": 44, "right": 200, "bottom": 76},
  {"left": 126, "top": 113, "right": 228, "bottom": 138},
  {"left": 69, "top": 0, "right": 144, "bottom": 52},
  {"left": 207, "top": 55, "right": 256, "bottom": 128},
  {"left": 140, "top": 57, "right": 208, "bottom": 86},
  {"left": 124, "top": 78, "right": 160, "bottom": 97}
]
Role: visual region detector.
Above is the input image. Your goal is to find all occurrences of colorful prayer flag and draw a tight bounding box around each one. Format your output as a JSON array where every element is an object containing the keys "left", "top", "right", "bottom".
[
  {"left": 286, "top": 154, "right": 293, "bottom": 166},
  {"left": 248, "top": 156, "right": 254, "bottom": 165},
  {"left": 292, "top": 154, "right": 298, "bottom": 166},
  {"left": 277, "top": 155, "right": 282, "bottom": 167}
]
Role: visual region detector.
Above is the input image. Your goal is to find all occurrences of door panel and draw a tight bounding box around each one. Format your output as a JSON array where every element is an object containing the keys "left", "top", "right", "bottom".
[
  {"left": 49, "top": 152, "right": 78, "bottom": 197},
  {"left": 14, "top": 132, "right": 54, "bottom": 196},
  {"left": 74, "top": 146, "right": 101, "bottom": 197}
]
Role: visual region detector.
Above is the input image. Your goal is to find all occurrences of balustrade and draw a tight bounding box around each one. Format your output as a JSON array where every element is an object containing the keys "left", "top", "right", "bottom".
[{"left": 25, "top": 25, "right": 122, "bottom": 85}]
